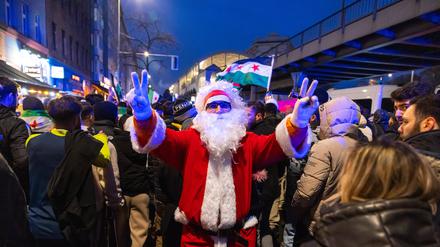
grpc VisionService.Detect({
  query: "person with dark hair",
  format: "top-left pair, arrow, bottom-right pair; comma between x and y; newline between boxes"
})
367,109 -> 391,140
248,101 -> 286,246
80,100 -> 94,131
399,94 -> 440,176
21,96 -> 54,133
0,77 -> 30,197
26,96 -> 83,246
90,101 -> 151,247
246,101 -> 264,130
85,93 -> 105,105
390,81 -> 433,127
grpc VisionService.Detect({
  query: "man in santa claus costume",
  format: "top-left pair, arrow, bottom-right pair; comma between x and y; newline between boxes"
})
128,70 -> 319,246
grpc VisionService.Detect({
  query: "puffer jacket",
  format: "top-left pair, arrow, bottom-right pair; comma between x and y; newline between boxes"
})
307,199 -> 440,247
292,97 -> 365,232
0,106 -> 30,196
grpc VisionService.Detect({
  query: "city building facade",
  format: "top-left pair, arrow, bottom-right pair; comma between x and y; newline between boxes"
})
46,0 -> 92,95
0,0 -> 56,97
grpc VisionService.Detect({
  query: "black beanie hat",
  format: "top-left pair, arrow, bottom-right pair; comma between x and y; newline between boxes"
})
173,99 -> 196,123
93,101 -> 118,123
23,96 -> 45,110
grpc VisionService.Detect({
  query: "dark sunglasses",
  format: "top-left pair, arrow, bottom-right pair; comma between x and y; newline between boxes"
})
205,101 -> 231,110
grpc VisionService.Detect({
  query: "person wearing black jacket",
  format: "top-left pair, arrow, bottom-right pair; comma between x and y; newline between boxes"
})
0,152 -> 33,247
27,96 -> 101,247
0,77 -> 29,197
248,103 -> 286,247
91,101 -> 150,247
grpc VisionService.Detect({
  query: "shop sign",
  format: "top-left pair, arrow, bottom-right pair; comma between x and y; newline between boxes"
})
51,66 -> 64,79
72,75 -> 80,81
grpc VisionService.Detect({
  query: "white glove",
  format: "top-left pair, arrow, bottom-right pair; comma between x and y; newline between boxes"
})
127,70 -> 152,121
290,78 -> 319,128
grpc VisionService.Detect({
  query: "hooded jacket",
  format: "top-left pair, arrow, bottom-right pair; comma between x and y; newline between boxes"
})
0,105 -> 30,196
292,97 -> 366,232
309,199 -> 440,247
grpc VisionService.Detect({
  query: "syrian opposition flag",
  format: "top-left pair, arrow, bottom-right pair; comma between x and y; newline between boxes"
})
216,56 -> 274,90
148,90 -> 160,104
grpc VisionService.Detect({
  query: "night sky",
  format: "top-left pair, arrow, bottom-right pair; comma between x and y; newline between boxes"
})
122,0 -> 343,93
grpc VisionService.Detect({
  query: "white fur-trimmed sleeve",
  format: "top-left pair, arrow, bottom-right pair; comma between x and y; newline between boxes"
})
129,114 -> 166,154
275,114 -> 312,158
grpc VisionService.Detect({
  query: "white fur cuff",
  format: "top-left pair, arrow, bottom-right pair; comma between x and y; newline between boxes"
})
243,215 -> 258,229
174,207 -> 189,225
275,114 -> 312,158
130,112 -> 166,154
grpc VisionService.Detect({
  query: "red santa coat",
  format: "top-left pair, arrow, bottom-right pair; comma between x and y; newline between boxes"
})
131,112 -> 311,246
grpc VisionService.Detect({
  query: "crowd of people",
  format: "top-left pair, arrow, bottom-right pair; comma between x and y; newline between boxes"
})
0,71 -> 439,247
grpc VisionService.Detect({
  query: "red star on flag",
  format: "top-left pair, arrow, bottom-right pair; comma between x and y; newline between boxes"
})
252,64 -> 259,71
237,65 -> 243,70
226,66 -> 231,72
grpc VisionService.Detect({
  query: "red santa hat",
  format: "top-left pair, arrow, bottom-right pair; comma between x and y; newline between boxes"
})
203,90 -> 231,107
194,80 -> 245,113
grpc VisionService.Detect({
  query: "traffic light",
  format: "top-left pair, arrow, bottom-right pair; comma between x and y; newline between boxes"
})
171,55 -> 179,71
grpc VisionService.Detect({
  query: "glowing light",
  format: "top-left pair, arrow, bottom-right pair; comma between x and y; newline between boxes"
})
362,89 -> 368,93
21,88 -> 29,95
388,73 -> 393,77
144,51 -> 150,57
49,92 -> 55,97
44,91 -> 49,95
28,89 -> 37,94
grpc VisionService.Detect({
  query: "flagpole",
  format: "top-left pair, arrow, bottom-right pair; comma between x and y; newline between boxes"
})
266,55 -> 275,92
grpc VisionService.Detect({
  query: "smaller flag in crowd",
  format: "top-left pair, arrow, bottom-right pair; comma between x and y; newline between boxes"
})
148,89 -> 160,104
216,56 -> 274,90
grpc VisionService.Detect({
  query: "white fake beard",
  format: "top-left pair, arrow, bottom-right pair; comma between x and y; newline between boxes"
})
192,108 -> 247,158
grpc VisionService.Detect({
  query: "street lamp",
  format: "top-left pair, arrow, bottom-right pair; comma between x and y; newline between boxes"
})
144,51 -> 150,57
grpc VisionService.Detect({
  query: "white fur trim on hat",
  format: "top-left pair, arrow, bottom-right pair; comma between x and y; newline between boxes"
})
205,95 -> 231,105
275,114 -> 312,158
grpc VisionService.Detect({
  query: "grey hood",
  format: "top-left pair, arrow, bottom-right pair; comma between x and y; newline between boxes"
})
319,97 -> 361,139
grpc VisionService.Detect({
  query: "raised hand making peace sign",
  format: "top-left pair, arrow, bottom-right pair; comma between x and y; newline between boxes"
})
129,70 -> 153,121
290,78 -> 319,128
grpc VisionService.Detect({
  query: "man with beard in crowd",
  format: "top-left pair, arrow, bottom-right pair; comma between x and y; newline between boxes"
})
127,70 -> 318,246
390,82 -> 433,138
399,94 -> 440,175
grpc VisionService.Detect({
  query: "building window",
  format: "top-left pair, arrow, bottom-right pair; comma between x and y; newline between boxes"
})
52,22 -> 56,50
22,4 -> 29,36
6,0 -> 13,27
69,36 -> 73,61
61,30 -> 66,57
35,15 -> 41,43
75,41 -> 79,64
